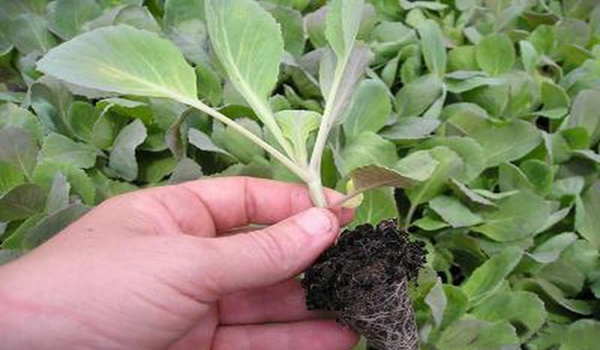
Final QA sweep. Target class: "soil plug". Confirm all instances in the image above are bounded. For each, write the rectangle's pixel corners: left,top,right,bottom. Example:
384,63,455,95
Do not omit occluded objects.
302,219,426,350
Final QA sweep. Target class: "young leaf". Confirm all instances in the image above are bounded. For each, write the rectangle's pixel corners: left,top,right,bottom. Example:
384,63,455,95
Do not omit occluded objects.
461,247,522,305
575,180,600,248
33,162,96,205
204,0,291,154
49,0,102,40
274,110,320,165
37,25,197,101
342,79,391,138
566,90,600,145
341,132,398,174
417,20,447,76
46,173,71,215
325,0,364,59
109,119,147,181
473,192,550,242
429,195,483,228
475,33,515,76
380,117,440,142
0,127,39,178
0,184,46,222
40,133,98,169
188,128,233,158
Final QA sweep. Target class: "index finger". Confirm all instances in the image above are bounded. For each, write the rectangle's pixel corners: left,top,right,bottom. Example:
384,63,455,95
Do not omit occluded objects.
180,177,354,232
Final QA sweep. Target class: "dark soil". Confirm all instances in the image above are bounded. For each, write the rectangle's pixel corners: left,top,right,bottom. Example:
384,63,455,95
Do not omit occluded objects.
302,219,426,350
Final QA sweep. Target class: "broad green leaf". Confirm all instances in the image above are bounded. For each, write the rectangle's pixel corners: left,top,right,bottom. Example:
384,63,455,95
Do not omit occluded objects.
561,239,599,280
352,188,396,227
563,319,600,350
449,179,495,207
417,20,446,76
342,79,391,138
519,278,593,315
49,0,102,40
205,0,285,144
163,0,205,27
475,33,515,76
45,173,71,215
1,213,45,250
440,285,469,330
8,14,58,54
275,110,320,165
349,153,438,192
341,131,398,174
395,74,444,117
471,120,541,168
113,6,161,33
138,154,177,183
566,90,600,145
168,158,203,184
195,63,223,106
325,0,364,59
462,247,522,305
499,162,533,192
448,46,478,72
415,136,485,184
188,128,232,158
380,117,440,142
40,133,98,169
0,184,46,222
0,103,44,142
214,118,265,164
32,161,96,205
575,180,600,247
539,259,584,297
37,25,197,101
473,192,550,242
541,80,569,110
267,5,305,58
530,232,578,264
437,318,519,350
166,19,209,66
0,127,39,178
68,101,101,143
109,119,147,181
471,291,547,341
425,277,447,327
429,195,482,228
22,203,89,249
0,162,25,196
406,146,462,206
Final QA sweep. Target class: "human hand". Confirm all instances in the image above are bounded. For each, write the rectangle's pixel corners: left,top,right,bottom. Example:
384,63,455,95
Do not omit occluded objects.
0,177,358,350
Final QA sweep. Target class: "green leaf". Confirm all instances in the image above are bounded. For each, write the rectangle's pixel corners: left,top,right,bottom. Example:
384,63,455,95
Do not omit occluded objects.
325,0,364,59
342,79,391,138
530,232,578,264
37,25,197,101
437,318,519,350
8,14,58,54
188,128,232,158
575,180,600,247
429,195,482,228
471,291,547,341
440,285,469,330
0,184,46,222
267,5,305,58
462,247,522,305
214,118,265,163
566,90,600,145
49,0,102,40
475,33,515,76
471,120,541,168
563,319,600,350
341,131,398,174
395,74,444,117
0,127,39,178
417,20,446,76
40,133,98,169
473,192,550,242
519,279,593,315
425,277,447,327
0,103,44,142
163,0,205,27
406,146,462,206
205,0,286,146
168,158,203,184
275,110,320,165
45,173,71,215
352,187,396,227
68,101,101,143
109,119,147,181
33,161,96,205
380,117,440,142
0,162,25,196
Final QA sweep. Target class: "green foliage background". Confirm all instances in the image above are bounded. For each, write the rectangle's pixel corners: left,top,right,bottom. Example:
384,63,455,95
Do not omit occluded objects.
1,0,600,349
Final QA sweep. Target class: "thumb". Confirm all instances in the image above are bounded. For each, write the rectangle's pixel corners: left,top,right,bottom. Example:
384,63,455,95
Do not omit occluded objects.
199,208,339,297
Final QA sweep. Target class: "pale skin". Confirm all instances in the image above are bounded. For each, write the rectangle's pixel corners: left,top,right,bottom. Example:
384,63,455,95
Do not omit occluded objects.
0,177,359,350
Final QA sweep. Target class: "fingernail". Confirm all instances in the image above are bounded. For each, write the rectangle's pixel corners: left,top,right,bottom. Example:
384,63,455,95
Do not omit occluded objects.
297,208,334,236
341,208,355,224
